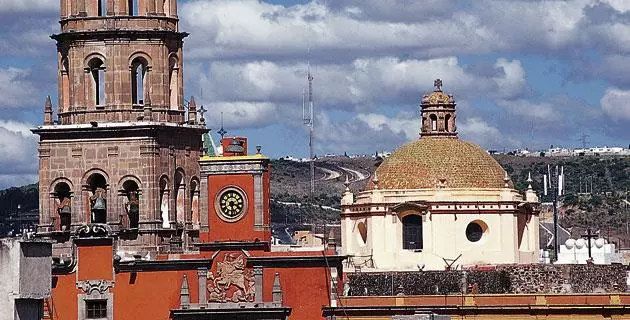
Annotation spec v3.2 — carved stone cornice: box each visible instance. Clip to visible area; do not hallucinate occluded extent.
[77,280,114,294]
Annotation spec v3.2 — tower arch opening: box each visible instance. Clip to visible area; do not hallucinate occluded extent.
[429,114,437,132]
[88,57,106,106]
[53,181,72,231]
[121,179,140,229]
[169,55,179,110]
[87,172,108,224]
[131,57,148,105]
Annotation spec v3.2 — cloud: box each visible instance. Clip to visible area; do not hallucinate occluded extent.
[204,101,279,130]
[0,68,41,108]
[600,87,630,120]
[0,120,38,188]
[192,56,526,112]
[0,0,56,13]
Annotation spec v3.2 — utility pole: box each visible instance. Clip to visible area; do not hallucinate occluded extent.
[545,165,565,262]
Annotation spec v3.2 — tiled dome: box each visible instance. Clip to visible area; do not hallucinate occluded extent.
[369,138,509,190]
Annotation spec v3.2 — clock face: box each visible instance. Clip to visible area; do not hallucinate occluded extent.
[215,187,247,222]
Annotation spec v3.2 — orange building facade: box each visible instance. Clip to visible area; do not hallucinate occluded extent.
[36,1,343,319]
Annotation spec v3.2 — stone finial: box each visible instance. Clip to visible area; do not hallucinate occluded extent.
[272,272,283,306]
[44,95,53,125]
[188,96,198,124]
[371,171,379,189]
[344,175,351,192]
[527,172,533,190]
[198,105,207,124]
[341,175,354,206]
[180,275,190,308]
[256,145,261,154]
[503,171,511,188]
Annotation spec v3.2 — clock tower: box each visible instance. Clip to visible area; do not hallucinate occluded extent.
[198,137,271,243]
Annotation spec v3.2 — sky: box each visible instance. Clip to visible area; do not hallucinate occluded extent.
[1,0,630,188]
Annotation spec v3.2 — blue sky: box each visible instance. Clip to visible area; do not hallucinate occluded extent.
[1,0,630,188]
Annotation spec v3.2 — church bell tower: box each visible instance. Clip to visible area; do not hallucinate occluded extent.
[33,0,206,256]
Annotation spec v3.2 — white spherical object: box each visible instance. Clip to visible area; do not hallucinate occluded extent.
[595,238,605,248]
[575,238,586,249]
[565,239,576,249]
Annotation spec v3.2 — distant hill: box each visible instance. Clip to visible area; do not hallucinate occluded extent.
[2,155,630,241]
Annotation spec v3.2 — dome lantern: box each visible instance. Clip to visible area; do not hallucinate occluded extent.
[420,79,457,138]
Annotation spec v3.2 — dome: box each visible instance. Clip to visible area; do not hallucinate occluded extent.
[422,90,454,105]
[369,138,510,190]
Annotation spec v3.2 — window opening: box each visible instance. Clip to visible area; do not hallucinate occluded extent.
[131,59,146,105]
[98,0,106,16]
[123,180,140,229]
[466,222,484,242]
[86,300,107,319]
[54,182,72,231]
[402,215,422,250]
[430,114,437,131]
[445,114,451,132]
[87,173,107,224]
[128,0,139,16]
[88,58,105,106]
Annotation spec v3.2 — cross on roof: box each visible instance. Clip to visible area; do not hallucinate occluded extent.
[217,111,227,139]
[197,105,207,123]
[434,79,443,91]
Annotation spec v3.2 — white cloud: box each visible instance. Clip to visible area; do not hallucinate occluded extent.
[204,101,279,130]
[0,68,40,108]
[193,56,526,111]
[600,87,630,120]
[496,99,560,122]
[0,0,56,13]
[0,120,38,178]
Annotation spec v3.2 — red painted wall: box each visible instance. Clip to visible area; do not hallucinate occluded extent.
[113,270,199,319]
[77,244,112,281]
[49,275,79,320]
[264,267,332,320]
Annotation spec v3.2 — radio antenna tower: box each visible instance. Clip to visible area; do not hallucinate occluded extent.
[302,50,315,196]
[578,132,590,149]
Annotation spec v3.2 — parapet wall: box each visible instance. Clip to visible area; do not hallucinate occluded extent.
[347,264,628,296]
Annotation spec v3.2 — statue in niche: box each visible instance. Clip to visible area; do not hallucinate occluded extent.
[56,196,72,231]
[90,187,107,223]
[125,191,140,229]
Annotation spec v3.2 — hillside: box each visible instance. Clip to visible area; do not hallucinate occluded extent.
[2,155,630,242]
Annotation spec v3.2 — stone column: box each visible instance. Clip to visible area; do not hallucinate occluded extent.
[253,267,263,303]
[197,268,207,305]
[199,175,209,232]
[253,173,263,230]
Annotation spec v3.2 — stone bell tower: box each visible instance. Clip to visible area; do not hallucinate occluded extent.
[32,0,206,257]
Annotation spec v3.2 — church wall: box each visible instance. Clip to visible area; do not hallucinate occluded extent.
[49,274,80,320]
[346,209,530,271]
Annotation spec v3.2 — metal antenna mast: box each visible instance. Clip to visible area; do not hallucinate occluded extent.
[578,132,590,149]
[302,51,315,196]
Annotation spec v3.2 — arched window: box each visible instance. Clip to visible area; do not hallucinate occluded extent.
[87,173,108,224]
[402,215,422,250]
[128,0,139,15]
[88,58,106,106]
[445,114,451,132]
[54,182,72,231]
[430,114,437,131]
[190,179,200,228]
[174,169,185,223]
[159,177,170,228]
[169,55,179,110]
[122,180,140,229]
[131,58,147,105]
[98,0,107,16]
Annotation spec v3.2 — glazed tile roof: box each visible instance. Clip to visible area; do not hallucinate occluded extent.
[369,138,509,190]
